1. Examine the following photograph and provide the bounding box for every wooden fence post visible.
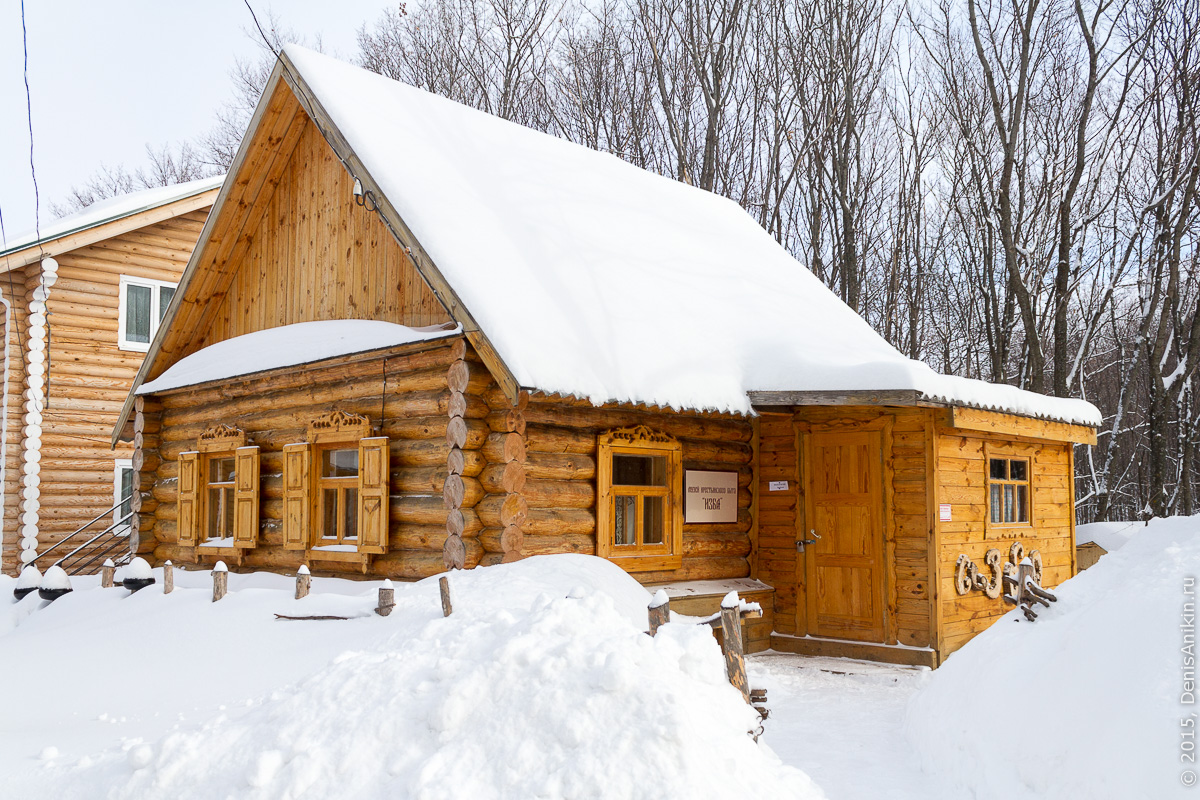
[648,590,670,636]
[439,575,453,617]
[376,579,395,616]
[212,561,228,602]
[295,565,310,599]
[100,559,115,589]
[163,560,174,594]
[720,592,750,703]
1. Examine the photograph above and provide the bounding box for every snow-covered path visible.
[751,653,939,799]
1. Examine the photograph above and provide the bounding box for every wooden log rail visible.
[645,591,762,707]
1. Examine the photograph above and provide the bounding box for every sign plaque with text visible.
[685,470,739,523]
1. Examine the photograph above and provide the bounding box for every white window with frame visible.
[117,275,176,352]
[114,458,134,526]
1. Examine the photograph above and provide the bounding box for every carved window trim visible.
[197,423,247,453]
[596,426,683,573]
[306,410,373,443]
[984,441,1035,538]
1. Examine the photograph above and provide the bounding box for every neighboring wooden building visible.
[114,47,1100,666]
[0,178,220,574]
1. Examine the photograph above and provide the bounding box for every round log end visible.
[443,534,466,570]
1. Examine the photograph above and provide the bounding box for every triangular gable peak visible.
[116,60,521,442]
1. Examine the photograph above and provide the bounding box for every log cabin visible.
[0,178,220,574]
[113,46,1100,666]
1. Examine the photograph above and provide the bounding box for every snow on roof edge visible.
[137,320,461,395]
[0,175,224,258]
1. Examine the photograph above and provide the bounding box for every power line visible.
[242,0,278,55]
[20,0,41,252]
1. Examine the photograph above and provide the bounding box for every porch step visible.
[769,633,937,668]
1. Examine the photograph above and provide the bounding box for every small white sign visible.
[939,503,953,522]
[685,470,739,523]
[768,480,789,492]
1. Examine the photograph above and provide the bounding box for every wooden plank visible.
[750,390,945,408]
[769,633,937,668]
[948,405,1097,445]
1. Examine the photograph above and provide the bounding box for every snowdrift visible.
[0,555,817,799]
[906,515,1200,800]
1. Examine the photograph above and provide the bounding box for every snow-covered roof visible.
[138,320,461,394]
[0,175,223,259]
[223,47,1101,426]
[1074,520,1138,552]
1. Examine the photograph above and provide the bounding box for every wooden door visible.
[803,430,886,642]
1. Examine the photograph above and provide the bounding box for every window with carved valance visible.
[178,424,260,551]
[596,426,683,572]
[281,410,390,559]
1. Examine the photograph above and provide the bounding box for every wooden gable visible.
[195,113,449,349]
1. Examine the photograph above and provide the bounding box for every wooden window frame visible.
[200,452,238,546]
[313,442,361,547]
[984,442,1034,538]
[117,275,177,352]
[283,412,389,562]
[596,426,683,572]
[113,458,133,526]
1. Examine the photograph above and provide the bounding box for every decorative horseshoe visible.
[1029,549,1044,584]
[979,548,1003,599]
[954,554,975,595]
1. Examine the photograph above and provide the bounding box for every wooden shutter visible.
[282,443,312,551]
[233,446,260,549]
[357,437,389,554]
[177,451,200,546]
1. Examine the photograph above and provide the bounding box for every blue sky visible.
[0,0,394,240]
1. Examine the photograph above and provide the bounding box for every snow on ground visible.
[3,522,1190,799]
[752,654,934,799]
[0,555,815,800]
[906,514,1200,800]
[1076,518,1142,552]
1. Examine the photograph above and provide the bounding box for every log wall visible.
[935,427,1076,656]
[0,270,30,574]
[144,339,492,579]
[2,208,209,573]
[477,388,756,585]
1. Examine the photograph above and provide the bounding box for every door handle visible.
[796,529,821,553]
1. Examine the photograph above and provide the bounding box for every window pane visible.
[209,457,235,484]
[222,487,234,537]
[208,486,233,538]
[643,496,664,544]
[1004,484,1015,523]
[120,468,134,518]
[158,286,175,321]
[989,484,1002,523]
[614,495,636,545]
[322,448,359,478]
[321,488,339,538]
[1009,460,1028,481]
[1016,484,1029,523]
[125,284,152,343]
[344,488,359,540]
[989,458,1008,480]
[613,454,666,486]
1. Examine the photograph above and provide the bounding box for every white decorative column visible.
[17,257,55,566]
